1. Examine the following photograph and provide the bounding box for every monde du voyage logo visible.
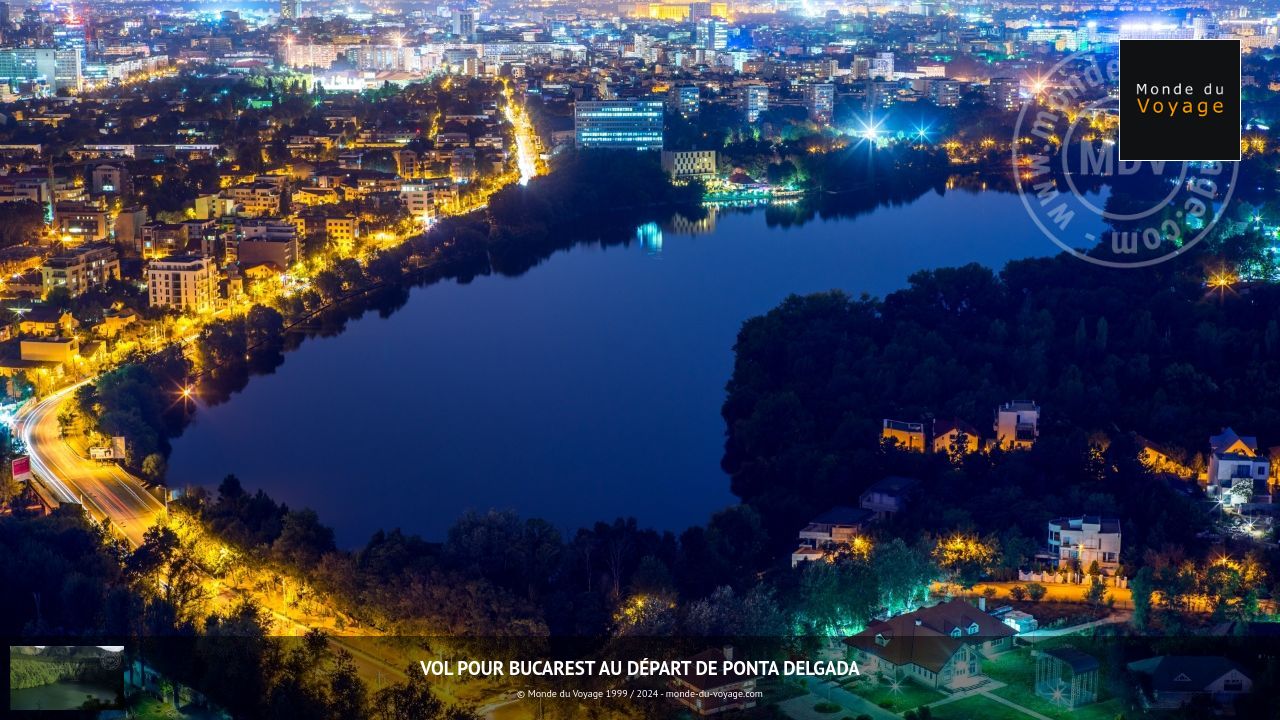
[1119,39,1241,162]
[1014,40,1242,268]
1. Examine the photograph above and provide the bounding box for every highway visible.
[14,383,411,685]
[16,381,165,548]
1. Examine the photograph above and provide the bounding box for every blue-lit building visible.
[669,85,700,116]
[574,100,664,151]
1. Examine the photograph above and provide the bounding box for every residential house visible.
[882,418,926,452]
[18,306,78,337]
[92,307,137,339]
[994,401,1039,449]
[669,646,758,715]
[20,336,78,365]
[1046,516,1121,577]
[845,599,1015,691]
[1207,428,1270,508]
[791,506,872,567]
[1136,436,1194,479]
[932,418,981,454]
[292,186,341,207]
[860,476,919,520]
[1127,656,1252,710]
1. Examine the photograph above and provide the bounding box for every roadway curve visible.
[14,383,410,683]
[16,381,165,548]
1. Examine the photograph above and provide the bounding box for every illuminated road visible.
[9,89,547,694]
[16,381,165,547]
[504,84,543,186]
[16,384,410,683]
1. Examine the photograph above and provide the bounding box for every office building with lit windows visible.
[574,100,664,151]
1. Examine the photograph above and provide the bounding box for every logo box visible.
[1118,39,1241,162]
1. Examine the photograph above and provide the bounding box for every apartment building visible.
[146,255,217,313]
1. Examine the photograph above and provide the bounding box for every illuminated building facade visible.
[574,100,664,151]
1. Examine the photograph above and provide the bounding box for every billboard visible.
[11,455,31,483]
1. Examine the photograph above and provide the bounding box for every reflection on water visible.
[636,222,663,254]
[169,188,1108,545]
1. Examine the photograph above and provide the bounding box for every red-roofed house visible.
[844,599,1014,691]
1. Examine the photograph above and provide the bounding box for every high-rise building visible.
[988,76,1020,110]
[928,78,962,107]
[54,48,82,93]
[871,51,894,80]
[0,48,57,94]
[805,83,835,123]
[668,85,699,116]
[688,1,712,22]
[452,9,476,41]
[574,100,664,151]
[695,18,728,51]
[742,85,768,122]
[280,0,301,20]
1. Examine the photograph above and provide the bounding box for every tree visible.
[0,200,45,248]
[141,453,167,483]
[871,538,935,615]
[1009,585,1027,602]
[1131,566,1154,630]
[272,509,337,570]
[1025,582,1047,602]
[932,533,997,591]
[1084,576,1108,607]
[327,649,367,720]
[797,556,879,636]
[0,471,20,510]
[371,674,448,720]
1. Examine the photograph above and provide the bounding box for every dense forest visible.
[9,647,121,691]
[721,251,1280,557]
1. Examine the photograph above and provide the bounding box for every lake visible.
[9,681,118,711]
[168,188,1108,546]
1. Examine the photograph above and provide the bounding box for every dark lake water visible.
[168,188,1108,546]
[9,682,118,711]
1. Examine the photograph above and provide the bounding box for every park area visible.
[844,674,946,713]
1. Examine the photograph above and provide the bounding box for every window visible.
[1224,677,1243,692]
[968,623,979,635]
[950,628,961,638]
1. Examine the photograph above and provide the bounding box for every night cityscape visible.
[0,0,1278,718]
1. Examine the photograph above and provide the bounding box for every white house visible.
[1047,516,1121,576]
[994,401,1039,449]
[1206,428,1270,508]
